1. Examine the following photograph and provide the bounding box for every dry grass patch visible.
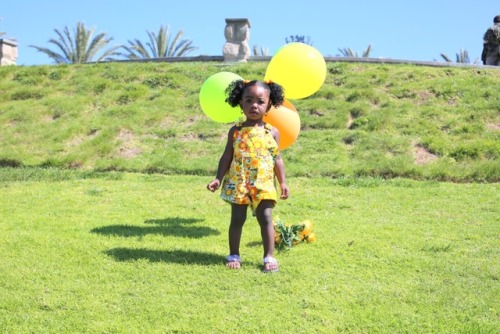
[413,142,438,165]
[117,129,142,158]
[486,122,500,131]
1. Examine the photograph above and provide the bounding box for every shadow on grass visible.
[105,248,226,265]
[246,240,262,248]
[91,216,219,238]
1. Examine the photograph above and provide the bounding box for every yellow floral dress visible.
[221,123,279,212]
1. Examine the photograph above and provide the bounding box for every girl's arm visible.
[272,128,289,199]
[207,127,235,192]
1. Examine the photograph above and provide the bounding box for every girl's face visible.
[239,84,271,121]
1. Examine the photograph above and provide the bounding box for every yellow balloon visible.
[264,100,300,150]
[265,43,326,100]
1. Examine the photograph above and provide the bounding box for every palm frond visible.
[167,30,184,57]
[253,45,269,56]
[29,45,67,64]
[338,45,372,58]
[440,53,453,62]
[456,49,470,63]
[338,48,358,57]
[362,44,372,58]
[440,49,472,64]
[118,39,150,59]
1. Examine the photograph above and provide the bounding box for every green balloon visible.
[199,72,243,123]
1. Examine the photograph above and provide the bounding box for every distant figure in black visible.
[482,15,500,66]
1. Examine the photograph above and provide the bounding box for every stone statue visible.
[0,39,18,66]
[223,18,251,62]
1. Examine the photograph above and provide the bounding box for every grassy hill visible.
[0,61,498,182]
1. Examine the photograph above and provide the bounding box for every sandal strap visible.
[226,254,241,262]
[263,256,278,265]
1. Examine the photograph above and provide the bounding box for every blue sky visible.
[1,0,498,66]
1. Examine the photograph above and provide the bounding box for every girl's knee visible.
[256,201,274,224]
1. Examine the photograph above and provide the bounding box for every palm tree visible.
[285,35,313,46]
[253,45,269,56]
[119,25,197,59]
[337,44,372,58]
[30,22,121,64]
[439,49,479,64]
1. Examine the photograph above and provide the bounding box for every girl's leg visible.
[255,200,277,271]
[228,204,247,268]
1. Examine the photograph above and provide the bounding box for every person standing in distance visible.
[482,15,500,66]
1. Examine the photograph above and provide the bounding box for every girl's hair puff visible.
[225,79,285,108]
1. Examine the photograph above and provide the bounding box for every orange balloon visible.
[264,100,300,150]
[282,99,297,112]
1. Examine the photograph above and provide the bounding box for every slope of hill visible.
[0,61,498,182]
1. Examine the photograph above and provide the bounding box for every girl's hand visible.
[280,184,289,199]
[207,179,221,192]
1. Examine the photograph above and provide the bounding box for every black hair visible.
[225,79,285,108]
[494,15,500,23]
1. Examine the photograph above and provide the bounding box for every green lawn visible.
[1,169,498,333]
[1,57,498,333]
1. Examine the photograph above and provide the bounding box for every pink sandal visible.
[226,254,241,269]
[263,256,279,273]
